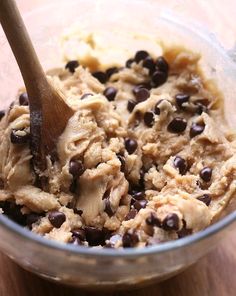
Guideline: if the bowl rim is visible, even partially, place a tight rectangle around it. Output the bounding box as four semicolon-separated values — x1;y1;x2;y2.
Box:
0;0;236;259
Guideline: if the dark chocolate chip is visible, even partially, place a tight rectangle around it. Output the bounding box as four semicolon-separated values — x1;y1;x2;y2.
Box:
134;50;149;63
145;213;161;227
84;226;105;246
69;160;85;178
177;220;192;238
106;67;119;78
175;93;190;108
133;87;150;103
122;231;139;248
19;93;29;106
65;60;79;73
167;117;187;133
0;178;4;189
137;82;152;90
70;179;77;193
0;110;5;121
71;229;86;241
125;138;138;154
74;208;83;216
103;87;117;101
26;213;41;226
48;211;66;228
190;122;205;138
117;154;125;172
10;129;30;144
70;236;82;245
132;191;145;200
124;209;138;221
195;103;208;115
133;199;147;211
197;194;212;206
143;56;155;72
154;103;161;115
104;199;114;217
200;167;212;182
126;58;134;68
80;93;93;100
2;202;26;226
151;70;168;87
127;100;137;112
92;71;107;84
144;111;155;127
162;213;179;231
156;56;169;73
173;156;188;175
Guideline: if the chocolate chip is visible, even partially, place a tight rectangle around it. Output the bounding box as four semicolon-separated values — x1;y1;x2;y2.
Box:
133;199;147;211
162;213;179;231
200;167;212;182
106;67;118;78
104;199;114;217
70;179;77;193
71;229;86;241
175;94;190;108
190;123;205;138
19;93;29;106
177;220;192;238
70;236;82;245
122;231;139;247
124;209;138;221
144;111;155;127
134;50;149;63
48;211;66;228
126;58;134;68
146;213;161;227
69;160;85;178
151;70;168;87
10;129;30;144
143;56;155;73
80;93;93;100
197;194;211;206
127;100;137;112
2;202;26;226
103;87;117;101
26;213;41;226
195;103;208;115
84;226;106;246
154;103;161;115
173;156;188;175
125;138;138;154
117;154;125;172
137;82;152;90
65;60;79;73
0;110;5;120
92;71;107;84
74;208;83;216
167;117;187;133
156;56;169;73
132;191;145;200
0;178;4;189
133;87;150;103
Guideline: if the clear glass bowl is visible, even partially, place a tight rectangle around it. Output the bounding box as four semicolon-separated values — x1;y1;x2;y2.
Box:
0;0;236;290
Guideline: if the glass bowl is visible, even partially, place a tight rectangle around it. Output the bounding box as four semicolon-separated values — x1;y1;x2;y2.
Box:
0;0;236;290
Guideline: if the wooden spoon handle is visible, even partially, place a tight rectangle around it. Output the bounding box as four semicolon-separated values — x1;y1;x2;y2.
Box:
0;0;47;107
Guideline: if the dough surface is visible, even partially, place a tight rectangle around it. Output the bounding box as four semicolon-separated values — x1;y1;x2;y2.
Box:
1;37;236;248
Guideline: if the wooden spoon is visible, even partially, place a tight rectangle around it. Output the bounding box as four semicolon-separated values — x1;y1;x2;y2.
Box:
0;0;74;175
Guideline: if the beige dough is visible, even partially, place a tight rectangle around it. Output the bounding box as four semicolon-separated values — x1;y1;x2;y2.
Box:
0;39;236;248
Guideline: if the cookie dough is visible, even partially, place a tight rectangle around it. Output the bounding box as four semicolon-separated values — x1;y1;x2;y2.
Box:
1;41;236;248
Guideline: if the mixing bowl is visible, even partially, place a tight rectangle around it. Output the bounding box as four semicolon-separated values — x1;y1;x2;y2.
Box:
0;0;236;290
